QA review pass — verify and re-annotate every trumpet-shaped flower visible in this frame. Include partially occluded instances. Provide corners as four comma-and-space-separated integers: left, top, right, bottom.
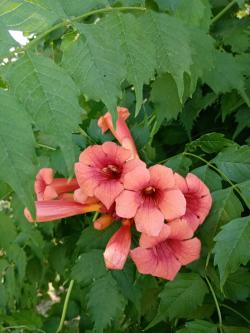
130, 219, 201, 280
75, 141, 144, 210
103, 219, 132, 270
98, 107, 139, 159
174, 173, 212, 231
116, 164, 186, 236
35, 168, 79, 201
24, 199, 102, 223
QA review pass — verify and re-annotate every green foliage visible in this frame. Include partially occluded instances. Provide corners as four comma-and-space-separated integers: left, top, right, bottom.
0, 0, 250, 332
149, 273, 208, 327
87, 273, 127, 333
213, 216, 250, 286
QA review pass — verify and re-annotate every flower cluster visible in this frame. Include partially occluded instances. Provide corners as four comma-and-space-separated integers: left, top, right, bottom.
24, 107, 212, 280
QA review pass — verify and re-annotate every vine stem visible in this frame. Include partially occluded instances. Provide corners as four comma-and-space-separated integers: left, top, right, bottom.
204, 275, 224, 333
220, 304, 250, 325
183, 152, 250, 211
55, 279, 75, 333
0, 6, 146, 62
211, 0, 237, 25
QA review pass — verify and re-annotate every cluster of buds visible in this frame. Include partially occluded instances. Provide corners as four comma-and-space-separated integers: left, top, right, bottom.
25, 108, 212, 280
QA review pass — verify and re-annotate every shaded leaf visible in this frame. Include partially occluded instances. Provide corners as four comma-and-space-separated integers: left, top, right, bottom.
213, 216, 250, 286
177, 320, 217, 333
224, 268, 250, 302
192, 165, 222, 191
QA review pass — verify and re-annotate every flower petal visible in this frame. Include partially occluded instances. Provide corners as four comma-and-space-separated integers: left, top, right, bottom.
102, 141, 131, 164
139, 224, 170, 248
149, 165, 175, 190
130, 247, 157, 275
104, 225, 131, 269
167, 237, 201, 265
124, 165, 150, 190
158, 189, 186, 221
75, 163, 102, 196
168, 218, 194, 240
73, 188, 88, 204
115, 190, 141, 219
135, 198, 164, 236
174, 173, 188, 192
79, 145, 107, 167
153, 243, 182, 280
94, 180, 123, 209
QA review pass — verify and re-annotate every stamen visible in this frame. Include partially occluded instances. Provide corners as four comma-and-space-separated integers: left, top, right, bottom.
144, 186, 156, 195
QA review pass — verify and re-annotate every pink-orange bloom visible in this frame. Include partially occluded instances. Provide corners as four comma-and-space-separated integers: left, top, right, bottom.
35, 168, 79, 201
116, 164, 186, 236
98, 107, 139, 159
130, 219, 201, 280
174, 173, 212, 231
75, 141, 144, 210
24, 199, 102, 223
103, 219, 132, 270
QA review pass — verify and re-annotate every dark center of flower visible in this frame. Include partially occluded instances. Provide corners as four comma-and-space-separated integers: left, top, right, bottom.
144, 186, 156, 196
102, 164, 121, 178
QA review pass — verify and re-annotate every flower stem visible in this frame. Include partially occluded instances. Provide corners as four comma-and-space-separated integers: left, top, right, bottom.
183, 152, 250, 211
211, 0, 237, 25
55, 279, 75, 333
0, 6, 146, 62
220, 304, 250, 325
204, 275, 224, 333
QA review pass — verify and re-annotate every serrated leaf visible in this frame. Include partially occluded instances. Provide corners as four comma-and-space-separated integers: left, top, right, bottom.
192, 165, 222, 191
6, 53, 83, 173
165, 154, 192, 176
0, 213, 17, 250
148, 273, 208, 328
223, 326, 250, 333
213, 216, 250, 286
0, 90, 36, 209
87, 273, 126, 333
145, 11, 192, 101
0, 0, 66, 33
224, 268, 250, 302
200, 187, 243, 249
0, 22, 17, 59
151, 73, 182, 123
174, 0, 212, 30
114, 12, 156, 115
203, 51, 250, 106
233, 108, 250, 139
213, 146, 250, 183
62, 20, 125, 118
180, 90, 217, 139
59, 0, 110, 16
177, 320, 217, 333
238, 179, 250, 202
76, 224, 119, 252
186, 132, 235, 153
71, 250, 107, 284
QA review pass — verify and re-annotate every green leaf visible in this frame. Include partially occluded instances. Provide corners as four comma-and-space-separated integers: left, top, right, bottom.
87, 273, 126, 333
233, 108, 250, 139
192, 165, 222, 191
200, 187, 243, 249
71, 250, 107, 284
0, 0, 66, 33
76, 224, 119, 252
165, 154, 192, 176
62, 20, 125, 118
149, 273, 208, 327
0, 22, 17, 58
223, 326, 250, 333
145, 11, 192, 101
213, 146, 250, 183
213, 216, 250, 286
186, 132, 235, 154
59, 0, 110, 16
0, 90, 36, 209
238, 179, 250, 203
150, 73, 182, 123
174, 0, 212, 30
180, 90, 217, 139
0, 213, 17, 250
176, 320, 217, 333
224, 268, 250, 302
6, 53, 83, 173
203, 51, 250, 106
